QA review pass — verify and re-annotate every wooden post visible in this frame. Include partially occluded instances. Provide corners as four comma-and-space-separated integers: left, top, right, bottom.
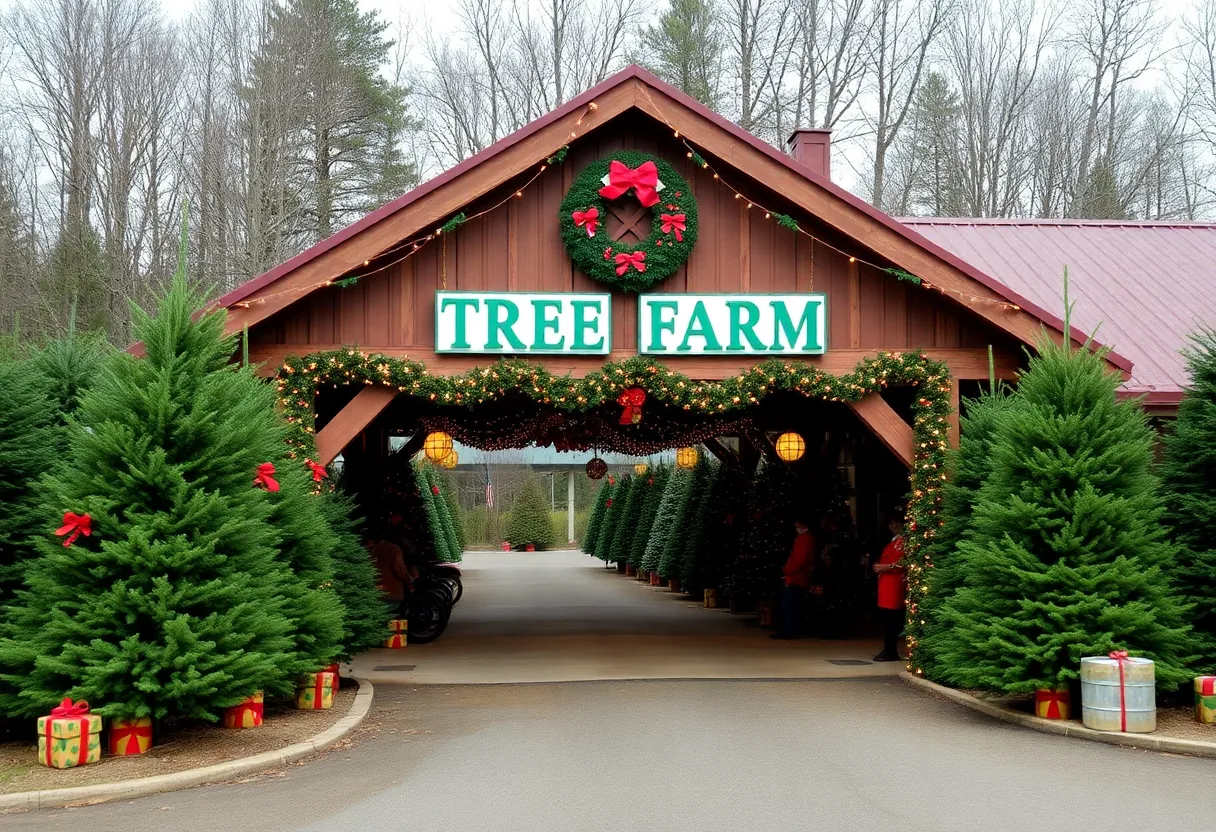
847, 395, 914, 468
313, 386, 398, 467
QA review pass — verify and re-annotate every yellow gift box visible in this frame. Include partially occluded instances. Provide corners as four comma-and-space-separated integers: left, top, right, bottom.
108, 716, 153, 756
224, 691, 264, 728
385, 633, 407, 649
296, 671, 335, 710
388, 619, 408, 633
1195, 676, 1216, 724
37, 699, 102, 769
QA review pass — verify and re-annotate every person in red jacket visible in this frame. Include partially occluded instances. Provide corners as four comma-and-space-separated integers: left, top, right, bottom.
872, 507, 907, 662
771, 516, 816, 639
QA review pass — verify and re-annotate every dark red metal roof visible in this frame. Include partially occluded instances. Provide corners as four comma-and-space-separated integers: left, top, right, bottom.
902, 218, 1216, 401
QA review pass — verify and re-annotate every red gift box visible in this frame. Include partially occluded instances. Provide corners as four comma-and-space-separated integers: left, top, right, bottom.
109, 716, 153, 755
224, 692, 264, 729
323, 664, 340, 693
1034, 688, 1070, 720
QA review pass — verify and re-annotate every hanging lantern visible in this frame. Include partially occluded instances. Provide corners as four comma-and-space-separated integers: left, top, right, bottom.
775, 432, 807, 462
440, 448, 459, 469
676, 446, 699, 469
633, 462, 649, 475
423, 431, 453, 462
586, 457, 608, 480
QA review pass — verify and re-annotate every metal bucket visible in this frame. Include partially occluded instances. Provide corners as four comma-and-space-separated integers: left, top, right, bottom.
1080, 656, 1156, 733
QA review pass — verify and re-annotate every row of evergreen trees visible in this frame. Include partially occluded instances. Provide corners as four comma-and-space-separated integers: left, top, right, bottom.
918, 327, 1216, 694
0, 264, 387, 721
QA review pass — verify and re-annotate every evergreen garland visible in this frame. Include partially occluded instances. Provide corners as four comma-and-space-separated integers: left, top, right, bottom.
628, 464, 671, 569
583, 480, 613, 554
931, 336, 1194, 693
1160, 330, 1216, 669
558, 151, 698, 292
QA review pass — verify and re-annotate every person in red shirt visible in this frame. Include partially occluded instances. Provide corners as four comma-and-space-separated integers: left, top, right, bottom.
771, 516, 816, 640
872, 507, 907, 662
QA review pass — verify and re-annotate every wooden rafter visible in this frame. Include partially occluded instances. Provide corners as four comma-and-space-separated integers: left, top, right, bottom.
847, 396, 914, 468
313, 386, 398, 466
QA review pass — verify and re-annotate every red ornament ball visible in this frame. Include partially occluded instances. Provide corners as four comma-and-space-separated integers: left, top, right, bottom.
432, 485, 440, 495
586, 457, 608, 480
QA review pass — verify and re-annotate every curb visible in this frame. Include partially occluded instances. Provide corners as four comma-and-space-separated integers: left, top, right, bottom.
0, 677, 375, 812
901, 672, 1216, 759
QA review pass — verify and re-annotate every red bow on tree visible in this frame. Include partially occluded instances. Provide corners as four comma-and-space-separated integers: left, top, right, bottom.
572, 207, 599, 237
618, 387, 646, 425
614, 251, 646, 275
254, 463, 280, 492
432, 485, 440, 495
55, 512, 92, 547
660, 213, 686, 242
305, 459, 328, 482
599, 160, 660, 207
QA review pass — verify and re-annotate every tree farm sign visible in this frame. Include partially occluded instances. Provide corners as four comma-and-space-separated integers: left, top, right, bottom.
434, 291, 827, 357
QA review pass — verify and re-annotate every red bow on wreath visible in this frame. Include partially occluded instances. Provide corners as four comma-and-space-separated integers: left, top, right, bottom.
305, 459, 328, 482
254, 463, 280, 492
55, 512, 92, 547
660, 213, 686, 242
618, 387, 646, 425
614, 251, 646, 275
599, 160, 661, 207
572, 207, 599, 237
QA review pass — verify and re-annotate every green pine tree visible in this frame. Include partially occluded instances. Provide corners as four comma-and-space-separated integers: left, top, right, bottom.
628, 465, 670, 569
424, 465, 462, 562
507, 475, 556, 549
934, 335, 1194, 694
416, 461, 453, 561
0, 270, 303, 720
606, 474, 646, 567
436, 470, 465, 553
1161, 330, 1216, 670
919, 385, 1016, 679
659, 459, 711, 580
644, 468, 691, 575
594, 477, 632, 561
583, 479, 612, 555
321, 486, 389, 657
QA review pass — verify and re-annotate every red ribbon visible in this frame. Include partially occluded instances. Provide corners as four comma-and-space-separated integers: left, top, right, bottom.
45, 699, 91, 767
599, 160, 661, 207
1109, 650, 1129, 732
1202, 677, 1216, 696
310, 672, 332, 707
660, 213, 686, 242
617, 387, 646, 425
109, 719, 152, 755
572, 207, 599, 237
254, 463, 280, 492
55, 512, 92, 547
614, 251, 646, 275
305, 459, 328, 482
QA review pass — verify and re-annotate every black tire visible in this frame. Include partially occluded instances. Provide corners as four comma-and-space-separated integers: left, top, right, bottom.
407, 589, 452, 644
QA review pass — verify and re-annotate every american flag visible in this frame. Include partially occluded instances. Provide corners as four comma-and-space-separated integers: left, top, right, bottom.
485, 483, 494, 509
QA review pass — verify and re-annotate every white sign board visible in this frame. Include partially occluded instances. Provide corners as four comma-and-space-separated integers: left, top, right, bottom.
638, 294, 827, 355
435, 291, 612, 355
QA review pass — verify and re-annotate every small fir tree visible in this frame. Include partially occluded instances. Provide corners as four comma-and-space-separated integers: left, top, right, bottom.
659, 459, 710, 580
643, 469, 691, 575
594, 477, 631, 561
0, 271, 303, 720
416, 462, 453, 561
436, 470, 465, 552
583, 479, 612, 554
628, 465, 670, 570
1161, 330, 1216, 669
424, 465, 462, 561
683, 463, 747, 593
606, 473, 646, 567
934, 334, 1194, 693
321, 487, 389, 657
507, 475, 555, 549
670, 457, 715, 587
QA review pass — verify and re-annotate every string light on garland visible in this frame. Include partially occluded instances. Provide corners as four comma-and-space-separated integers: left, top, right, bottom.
422, 431, 454, 462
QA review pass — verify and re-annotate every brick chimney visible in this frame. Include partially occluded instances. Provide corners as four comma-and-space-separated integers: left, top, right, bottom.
787, 129, 832, 180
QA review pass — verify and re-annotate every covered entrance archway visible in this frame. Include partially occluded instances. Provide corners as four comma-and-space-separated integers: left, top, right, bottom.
217, 66, 1124, 675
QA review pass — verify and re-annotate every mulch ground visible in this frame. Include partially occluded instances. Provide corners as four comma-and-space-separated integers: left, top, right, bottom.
965, 688, 1216, 742
0, 681, 357, 794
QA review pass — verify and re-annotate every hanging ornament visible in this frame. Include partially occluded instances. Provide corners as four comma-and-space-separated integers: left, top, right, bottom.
586, 457, 608, 480
633, 462, 649, 475
55, 512, 92, 547
774, 432, 807, 462
676, 446, 699, 469
440, 449, 459, 469
618, 387, 646, 425
423, 431, 454, 462
253, 463, 280, 492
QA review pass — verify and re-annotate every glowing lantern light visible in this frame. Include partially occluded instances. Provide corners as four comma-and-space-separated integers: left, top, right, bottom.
633, 463, 649, 475
775, 432, 806, 462
676, 446, 699, 469
423, 431, 453, 462
441, 449, 459, 469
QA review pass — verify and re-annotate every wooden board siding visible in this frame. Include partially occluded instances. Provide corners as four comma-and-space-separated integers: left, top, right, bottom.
249, 116, 1017, 376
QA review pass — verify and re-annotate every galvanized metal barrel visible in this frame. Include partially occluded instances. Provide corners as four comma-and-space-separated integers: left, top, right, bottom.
1080, 656, 1156, 733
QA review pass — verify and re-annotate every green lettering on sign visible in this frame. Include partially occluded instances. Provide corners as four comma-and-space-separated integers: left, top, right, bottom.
439, 296, 480, 350
678, 301, 723, 352
726, 301, 765, 351
647, 300, 679, 352
571, 300, 605, 351
532, 299, 565, 351
485, 299, 525, 351
770, 299, 822, 351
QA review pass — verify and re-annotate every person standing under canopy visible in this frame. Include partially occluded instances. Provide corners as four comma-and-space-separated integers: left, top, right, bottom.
872, 507, 907, 662
772, 516, 816, 639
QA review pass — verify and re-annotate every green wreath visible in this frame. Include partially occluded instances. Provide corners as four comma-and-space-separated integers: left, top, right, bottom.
558, 150, 698, 292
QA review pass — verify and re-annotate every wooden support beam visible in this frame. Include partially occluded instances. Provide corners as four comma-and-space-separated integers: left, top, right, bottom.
397, 430, 427, 461
947, 377, 960, 449
847, 395, 914, 469
313, 386, 398, 466
702, 436, 740, 469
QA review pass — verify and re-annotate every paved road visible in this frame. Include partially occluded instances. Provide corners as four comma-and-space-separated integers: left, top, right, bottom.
7, 551, 1214, 830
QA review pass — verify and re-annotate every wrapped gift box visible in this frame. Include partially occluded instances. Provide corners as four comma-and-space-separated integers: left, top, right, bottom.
388, 619, 407, 633
1195, 676, 1216, 724
37, 699, 101, 769
224, 692, 264, 729
296, 671, 335, 710
1034, 688, 1070, 720
108, 716, 153, 756
384, 633, 407, 649
323, 664, 341, 693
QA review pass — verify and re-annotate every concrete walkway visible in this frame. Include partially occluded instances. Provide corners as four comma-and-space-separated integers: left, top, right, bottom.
349, 549, 899, 684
